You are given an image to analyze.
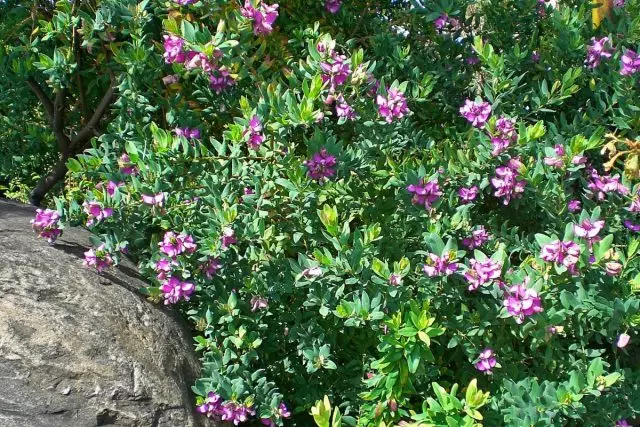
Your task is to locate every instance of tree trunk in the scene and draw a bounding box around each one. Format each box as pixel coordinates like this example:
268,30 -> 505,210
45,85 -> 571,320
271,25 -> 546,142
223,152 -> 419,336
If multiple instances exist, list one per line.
29,155 -> 69,207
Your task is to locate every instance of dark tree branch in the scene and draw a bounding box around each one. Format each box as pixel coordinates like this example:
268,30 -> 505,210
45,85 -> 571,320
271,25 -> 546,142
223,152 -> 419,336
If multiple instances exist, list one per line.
29,155 -> 69,207
25,77 -> 54,123
71,85 -> 115,150
52,87 -> 71,153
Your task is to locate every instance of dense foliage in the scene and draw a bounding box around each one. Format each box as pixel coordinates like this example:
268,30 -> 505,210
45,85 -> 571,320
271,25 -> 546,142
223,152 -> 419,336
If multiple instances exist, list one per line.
7,0 -> 640,425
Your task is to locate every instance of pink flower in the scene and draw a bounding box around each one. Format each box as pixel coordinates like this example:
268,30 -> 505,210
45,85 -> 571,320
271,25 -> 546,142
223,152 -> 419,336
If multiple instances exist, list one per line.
250,296 -> 268,311
585,37 -> 613,68
31,208 -> 62,243
184,51 -> 213,72
626,199 -> 640,213
434,13 -> 460,32
504,279 -> 543,324
321,53 -> 351,91
540,240 -> 581,272
474,348 -> 497,374
574,219 -> 604,240
587,169 -> 629,200
491,164 -> 525,205
388,274 -> 403,286
620,49 -> 640,76
407,178 -> 442,209
302,266 -> 323,278
160,276 -> 195,305
83,244 -> 113,272
163,34 -> 186,64
490,117 -> 517,156
118,153 -> 138,175
335,95 -> 357,120
174,127 -> 201,140
462,226 -> 490,249
197,392 -> 224,418
616,333 -> 630,348
162,74 -> 180,86
605,261 -> 622,276
567,200 -> 581,212
159,231 -> 197,257
460,99 -> 491,128
464,258 -> 502,291
209,67 -> 235,93
201,258 -> 222,279
241,1 -> 279,35
616,420 -> 631,427
244,115 -> 265,150
155,258 -> 177,280
221,227 -> 237,249
142,192 -> 165,207
422,253 -> 458,277
304,148 -> 337,181
458,186 -> 479,203
325,0 -> 342,13
83,201 -> 113,226
376,88 -> 409,122
572,155 -> 587,165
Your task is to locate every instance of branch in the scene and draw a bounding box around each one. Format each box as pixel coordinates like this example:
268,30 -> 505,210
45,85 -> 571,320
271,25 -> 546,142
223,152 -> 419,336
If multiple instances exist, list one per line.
52,87 -> 71,153
25,77 -> 54,123
71,85 -> 115,150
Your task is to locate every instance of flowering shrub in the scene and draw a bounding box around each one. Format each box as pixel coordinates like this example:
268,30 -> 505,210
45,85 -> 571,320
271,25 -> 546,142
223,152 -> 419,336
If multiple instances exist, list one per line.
11,0 -> 640,425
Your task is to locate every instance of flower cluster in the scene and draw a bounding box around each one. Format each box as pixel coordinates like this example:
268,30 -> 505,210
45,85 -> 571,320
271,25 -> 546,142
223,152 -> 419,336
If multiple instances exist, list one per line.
503,279 -> 543,324
574,218 -> 604,247
241,1 -> 279,35
160,276 -> 195,305
334,95 -> 357,120
83,201 -> 113,226
458,186 -> 479,204
174,127 -> 201,140
464,258 -> 502,291
585,37 -> 613,68
83,244 -> 113,273
376,88 -> 409,122
244,115 -> 265,150
586,169 -> 629,200
490,117 -> 517,156
261,402 -> 292,426
320,53 -> 351,91
31,208 -> 62,243
201,257 -> 222,279
196,392 -> 260,425
304,148 -> 337,181
407,178 -> 442,209
462,226 -> 490,249
159,231 -> 197,258
620,49 -> 640,75
325,0 -> 342,14
491,161 -> 526,205
474,348 -> 497,374
540,240 -> 581,273
460,99 -> 491,128
434,13 -> 460,32
423,253 -> 458,277
221,227 -> 237,249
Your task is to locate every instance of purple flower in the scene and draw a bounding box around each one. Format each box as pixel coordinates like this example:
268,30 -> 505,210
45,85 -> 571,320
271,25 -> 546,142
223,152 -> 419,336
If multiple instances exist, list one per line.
242,1 -> 279,35
376,88 -> 409,123
261,402 -> 291,426
160,276 -> 195,305
155,258 -> 176,281
250,296 -> 269,311
335,95 -> 357,120
83,201 -> 113,226
587,169 -> 629,200
585,37 -> 613,68
118,153 -> 138,175
474,348 -> 497,374
540,240 -> 581,272
617,333 -> 631,348
159,231 -> 197,257
325,0 -> 342,13
460,99 -> 491,128
162,74 -> 180,86
616,420 -> 631,427
620,49 -> 640,75
434,13 -> 460,32
321,54 -> 351,91
184,51 -> 213,72
624,219 -> 640,232
504,278 -> 543,324
489,117 -> 517,156
422,253 -> 458,277
458,186 -> 479,203
464,258 -> 502,291
462,226 -> 490,249
572,155 -> 587,165
175,0 -> 197,4
491,164 -> 526,205
209,67 -> 235,93
388,273 -> 403,286
568,200 -> 581,212
142,192 -> 165,207
105,180 -> 123,196
244,187 -> 255,196
407,178 -> 442,209
220,402 -> 256,425
201,257 -> 222,279
83,244 -> 113,272
531,50 -> 541,62
574,219 -> 604,240
221,227 -> 237,249
197,392 -> 224,418
244,115 -> 265,150
163,34 -> 186,64
626,199 -> 640,213
174,127 -> 201,140
31,208 -> 62,243
304,148 -> 337,181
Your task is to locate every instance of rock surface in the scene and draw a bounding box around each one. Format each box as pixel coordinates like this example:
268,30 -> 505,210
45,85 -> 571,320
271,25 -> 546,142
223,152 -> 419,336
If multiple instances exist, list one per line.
0,200 -> 211,427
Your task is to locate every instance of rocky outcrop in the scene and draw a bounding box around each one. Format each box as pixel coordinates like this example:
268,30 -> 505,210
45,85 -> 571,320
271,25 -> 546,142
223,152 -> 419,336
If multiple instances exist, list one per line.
0,200 -> 210,426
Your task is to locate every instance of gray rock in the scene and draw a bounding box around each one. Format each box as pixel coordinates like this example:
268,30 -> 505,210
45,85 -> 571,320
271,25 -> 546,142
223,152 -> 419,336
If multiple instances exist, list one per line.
0,200 -> 213,427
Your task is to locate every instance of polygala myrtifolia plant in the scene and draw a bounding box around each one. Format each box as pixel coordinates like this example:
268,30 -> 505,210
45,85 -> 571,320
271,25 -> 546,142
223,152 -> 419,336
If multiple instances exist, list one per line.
21,0 -> 640,425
